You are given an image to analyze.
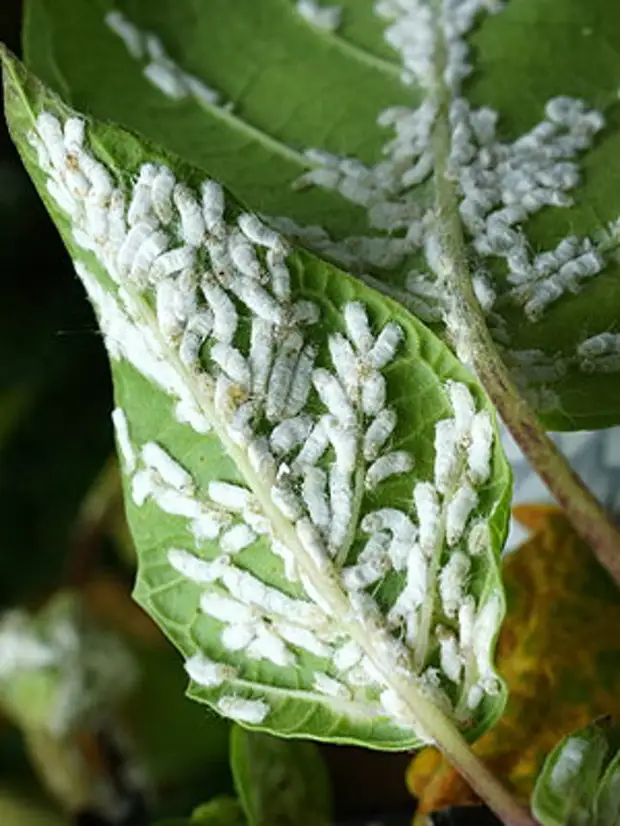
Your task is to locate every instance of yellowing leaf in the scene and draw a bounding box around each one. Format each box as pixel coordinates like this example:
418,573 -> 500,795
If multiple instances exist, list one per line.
407,507 -> 620,815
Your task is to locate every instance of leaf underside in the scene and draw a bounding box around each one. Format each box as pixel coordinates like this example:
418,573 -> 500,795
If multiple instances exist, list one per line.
3,49 -> 510,752
21,0 -> 620,431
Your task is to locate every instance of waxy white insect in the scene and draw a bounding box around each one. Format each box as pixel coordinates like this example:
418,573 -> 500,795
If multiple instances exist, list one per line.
220,524 -> 257,553
143,63 -> 188,100
200,591 -> 254,624
184,653 -> 237,687
344,301 -> 373,352
168,548 -> 227,584
247,624 -> 296,668
208,481 -> 252,511
283,345 -> 317,418
468,411 -> 493,484
266,332 -> 303,422
439,551 -> 471,619
249,318 -> 273,401
201,279 -> 238,344
211,343 -> 251,389
313,369 -> 355,426
446,483 -> 478,545
365,450 -> 413,489
201,179 -> 225,234
328,466 -> 353,552
105,10 -> 144,60
276,622 -> 331,657
313,672 -> 351,699
437,628 -> 462,683
296,517 -> 330,570
296,0 -> 342,32
361,370 -> 387,417
433,419 -> 459,494
270,415 -> 313,454
363,408 -> 397,461
111,408 -> 136,473
366,322 -> 403,369
413,483 -> 440,554
302,466 -> 331,531
217,696 -> 269,724
328,333 -> 358,399
141,442 -> 193,490
229,231 -> 262,280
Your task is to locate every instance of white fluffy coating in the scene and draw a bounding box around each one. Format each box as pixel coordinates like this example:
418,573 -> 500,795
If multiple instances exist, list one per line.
439,551 -> 471,619
467,411 -> 493,484
141,442 -> 193,490
363,407 -> 397,461
413,482 -> 440,553
446,483 -> 478,545
365,450 -> 413,489
313,672 -> 351,699
111,407 -> 136,472
184,653 -> 237,687
216,696 -> 269,724
296,0 -> 342,32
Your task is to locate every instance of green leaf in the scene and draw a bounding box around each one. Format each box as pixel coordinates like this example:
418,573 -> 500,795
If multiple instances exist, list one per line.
2,48 -> 511,753
231,726 -> 331,826
192,797 -> 246,826
20,0 -> 620,430
532,718 -> 620,826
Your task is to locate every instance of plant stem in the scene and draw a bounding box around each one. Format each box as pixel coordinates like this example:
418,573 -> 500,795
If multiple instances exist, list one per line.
429,34 -> 620,590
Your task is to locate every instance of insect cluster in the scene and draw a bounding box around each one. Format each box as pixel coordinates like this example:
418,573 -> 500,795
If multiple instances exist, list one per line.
27,104 -> 502,737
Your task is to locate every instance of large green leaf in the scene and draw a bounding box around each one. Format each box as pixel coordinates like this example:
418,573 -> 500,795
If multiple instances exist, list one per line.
20,0 -> 620,431
230,726 -> 331,826
3,49 -> 511,753
532,718 -> 620,826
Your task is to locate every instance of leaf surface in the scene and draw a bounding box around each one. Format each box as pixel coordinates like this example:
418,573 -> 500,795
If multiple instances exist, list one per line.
3,49 -> 511,751
532,718 -> 620,826
20,0 -> 620,430
230,727 -> 331,826
407,507 -> 620,816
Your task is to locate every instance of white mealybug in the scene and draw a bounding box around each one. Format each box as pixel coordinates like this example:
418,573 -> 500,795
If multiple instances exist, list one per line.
76,151 -> 114,198
248,437 -> 277,478
283,344 -> 317,418
130,230 -> 169,285
227,400 -> 255,446
128,163 -> 157,226
211,343 -> 251,389
173,184 -> 205,246
439,551 -> 471,619
168,548 -> 227,584
466,684 -> 484,711
216,696 -> 269,724
179,310 -> 213,367
328,333 -> 358,399
143,63 -> 188,100
413,483 -> 440,554
201,179 -> 225,234
365,451 -> 413,489
151,166 -> 176,225
446,381 -> 475,441
467,411 -> 493,484
433,418 -> 459,493
131,468 -> 156,507
446,483 -> 478,545
149,247 -> 196,284
104,10 -> 144,60
247,625 -> 296,668
221,623 -> 255,652
111,408 -> 136,473
344,301 -> 373,353
141,442 -> 193,490
192,510 -> 227,541
296,517 -> 330,570
266,332 -> 303,422
228,230 -> 262,280
302,466 -> 331,531
296,0 -> 342,32
328,467 -> 353,552
333,640 -> 362,671
363,408 -> 397,461
312,369 -> 355,426
238,213 -> 284,251
201,278 -> 238,344
220,524 -> 257,553
437,627 -> 462,683
249,318 -> 274,401
467,520 -> 490,557
229,277 -> 284,325
472,596 -> 502,692
155,488 -> 204,519
222,567 -> 324,626
116,222 -> 155,276
361,370 -> 387,417
199,592 -> 254,624
324,420 -> 357,475
271,538 -> 299,581
292,416 -> 331,471
292,300 -> 321,327
266,247 -> 291,302
107,190 -> 127,250
276,623 -> 331,657
208,481 -> 252,511
183,74 -> 221,106
270,415 -> 313,455
271,483 -> 303,520
36,112 -> 65,167
366,322 -> 403,369
184,653 -> 237,688
458,595 -> 476,652
313,672 -> 351,699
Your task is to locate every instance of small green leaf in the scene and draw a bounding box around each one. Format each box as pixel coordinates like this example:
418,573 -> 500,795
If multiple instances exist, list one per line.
532,718 -> 620,826
21,0 -> 620,430
231,727 -> 331,826
192,796 -> 246,826
2,48 -> 511,754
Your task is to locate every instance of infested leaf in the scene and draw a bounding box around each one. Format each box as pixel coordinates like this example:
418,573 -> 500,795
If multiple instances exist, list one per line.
230,727 -> 331,826
407,508 -> 620,816
20,0 -> 620,430
532,717 -> 620,826
3,49 -> 511,753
